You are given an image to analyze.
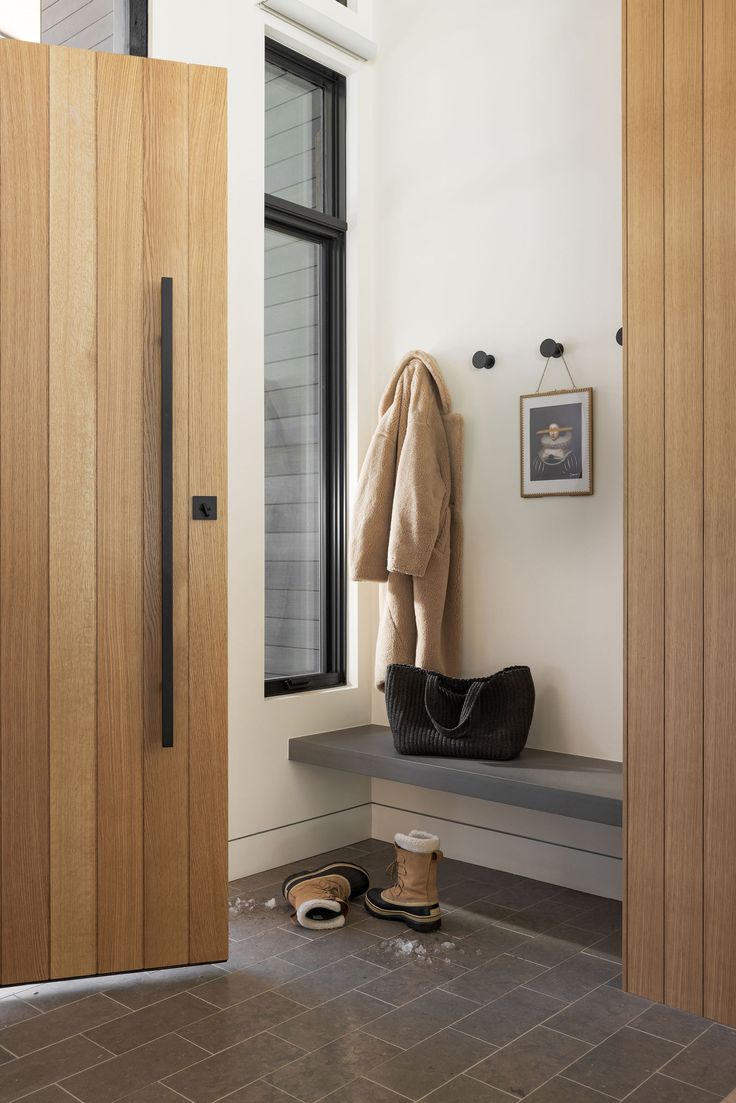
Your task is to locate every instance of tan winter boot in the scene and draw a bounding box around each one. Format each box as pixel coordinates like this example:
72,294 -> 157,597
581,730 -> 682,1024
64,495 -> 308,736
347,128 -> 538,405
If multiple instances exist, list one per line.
282,861 -> 369,931
365,830 -> 443,932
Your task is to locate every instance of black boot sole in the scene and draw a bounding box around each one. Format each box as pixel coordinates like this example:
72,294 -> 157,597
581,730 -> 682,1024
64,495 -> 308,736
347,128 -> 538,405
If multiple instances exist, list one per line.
364,892 -> 442,933
282,862 -> 369,902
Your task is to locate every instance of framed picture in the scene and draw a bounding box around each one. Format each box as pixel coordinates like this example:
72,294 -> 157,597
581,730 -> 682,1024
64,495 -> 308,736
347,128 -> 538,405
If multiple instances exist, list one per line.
520,387 -> 593,498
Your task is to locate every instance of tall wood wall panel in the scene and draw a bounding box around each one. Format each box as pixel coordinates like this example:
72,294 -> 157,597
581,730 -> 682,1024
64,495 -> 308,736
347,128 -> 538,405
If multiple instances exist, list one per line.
49,45 -> 99,981
663,0 -> 704,1014
188,64 -> 229,965
0,41 -> 51,986
96,52 -> 146,975
624,0 -> 665,1004
0,40 -> 227,987
704,0 -> 736,1027
143,59 -> 191,971
625,0 -> 736,1025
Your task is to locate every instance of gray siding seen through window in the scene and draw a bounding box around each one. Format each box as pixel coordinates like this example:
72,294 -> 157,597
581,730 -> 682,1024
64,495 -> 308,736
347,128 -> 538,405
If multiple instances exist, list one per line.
266,60 -> 324,211
265,228 -> 322,678
41,0 -> 120,51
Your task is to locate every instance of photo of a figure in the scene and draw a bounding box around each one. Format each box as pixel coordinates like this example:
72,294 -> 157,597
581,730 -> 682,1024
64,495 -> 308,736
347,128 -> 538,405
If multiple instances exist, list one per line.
520,387 -> 593,498
529,401 -> 582,481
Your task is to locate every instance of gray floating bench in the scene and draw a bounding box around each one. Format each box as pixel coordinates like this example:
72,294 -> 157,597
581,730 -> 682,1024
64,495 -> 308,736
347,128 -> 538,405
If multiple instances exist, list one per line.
289,725 -> 622,827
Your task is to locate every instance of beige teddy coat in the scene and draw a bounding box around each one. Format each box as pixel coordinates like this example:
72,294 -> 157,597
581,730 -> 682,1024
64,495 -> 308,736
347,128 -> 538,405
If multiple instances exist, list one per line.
350,351 -> 463,689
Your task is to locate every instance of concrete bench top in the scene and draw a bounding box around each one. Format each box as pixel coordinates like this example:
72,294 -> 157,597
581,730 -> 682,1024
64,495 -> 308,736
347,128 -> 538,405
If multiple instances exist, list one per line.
288,725 -> 623,827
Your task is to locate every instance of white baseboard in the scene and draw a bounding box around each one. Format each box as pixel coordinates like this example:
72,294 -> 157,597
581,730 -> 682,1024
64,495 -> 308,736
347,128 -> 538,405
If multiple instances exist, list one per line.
228,802 -> 372,880
372,788 -> 621,900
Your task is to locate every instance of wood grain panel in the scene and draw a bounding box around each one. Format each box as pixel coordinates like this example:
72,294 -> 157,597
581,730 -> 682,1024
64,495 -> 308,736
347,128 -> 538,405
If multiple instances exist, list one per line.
48,45 -> 98,980
704,0 -> 736,1026
97,51 -> 145,974
188,63 -> 228,964
624,0 -> 665,1002
143,58 -> 190,969
0,41 -> 51,986
663,0 -> 704,1015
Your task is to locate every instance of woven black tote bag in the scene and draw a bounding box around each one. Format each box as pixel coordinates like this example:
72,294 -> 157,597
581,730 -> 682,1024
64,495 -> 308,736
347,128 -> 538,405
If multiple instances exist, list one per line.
385,664 -> 535,760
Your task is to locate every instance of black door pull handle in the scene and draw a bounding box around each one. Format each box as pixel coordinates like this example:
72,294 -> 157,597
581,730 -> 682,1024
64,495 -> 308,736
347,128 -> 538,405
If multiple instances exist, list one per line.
161,277 -> 174,749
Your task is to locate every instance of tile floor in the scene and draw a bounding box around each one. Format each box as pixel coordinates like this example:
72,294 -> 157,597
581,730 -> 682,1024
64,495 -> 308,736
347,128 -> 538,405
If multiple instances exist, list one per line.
0,839 -> 733,1102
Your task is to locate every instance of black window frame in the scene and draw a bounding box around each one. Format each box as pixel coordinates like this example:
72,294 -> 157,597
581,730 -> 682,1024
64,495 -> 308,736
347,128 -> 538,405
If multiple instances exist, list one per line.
264,40 -> 347,698
129,0 -> 148,56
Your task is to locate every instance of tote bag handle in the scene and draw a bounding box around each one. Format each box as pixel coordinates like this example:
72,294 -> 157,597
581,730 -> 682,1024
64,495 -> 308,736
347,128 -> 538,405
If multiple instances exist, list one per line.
424,673 -> 484,738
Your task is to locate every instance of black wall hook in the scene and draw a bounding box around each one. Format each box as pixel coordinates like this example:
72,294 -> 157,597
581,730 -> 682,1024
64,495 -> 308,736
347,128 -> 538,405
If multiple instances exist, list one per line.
540,338 -> 564,359
472,350 -> 495,369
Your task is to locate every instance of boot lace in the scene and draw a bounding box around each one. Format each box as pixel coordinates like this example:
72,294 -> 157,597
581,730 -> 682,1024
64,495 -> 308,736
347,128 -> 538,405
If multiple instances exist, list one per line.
314,879 -> 342,900
386,853 -> 407,893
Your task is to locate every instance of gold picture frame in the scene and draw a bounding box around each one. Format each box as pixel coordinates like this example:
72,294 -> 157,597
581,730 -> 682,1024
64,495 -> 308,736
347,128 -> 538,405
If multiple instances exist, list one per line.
520,387 -> 594,498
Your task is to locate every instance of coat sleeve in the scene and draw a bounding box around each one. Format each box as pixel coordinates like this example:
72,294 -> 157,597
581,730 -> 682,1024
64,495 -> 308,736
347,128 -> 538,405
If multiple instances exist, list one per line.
349,412 -> 398,583
387,400 -> 448,579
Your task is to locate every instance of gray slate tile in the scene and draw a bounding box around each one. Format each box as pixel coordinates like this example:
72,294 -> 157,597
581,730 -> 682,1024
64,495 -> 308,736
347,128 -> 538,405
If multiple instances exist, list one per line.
62,1034 -> 206,1103
225,927 -> 310,964
545,985 -> 651,1044
470,1025 -> 590,1098
508,925 -> 602,968
663,1023 -> 736,1098
0,993 -> 126,1056
163,1032 -> 304,1103
360,957 -> 465,1007
367,1026 -> 494,1101
278,927 -> 380,971
321,1077 -> 420,1102
565,1026 -> 681,1099
524,1077 -> 618,1101
194,958 -> 307,1008
0,1035 -> 108,1103
180,989 -> 306,1053
489,880 -> 564,911
0,999 -> 38,1031
423,1074 -> 516,1101
85,993 -> 213,1055
441,903 -> 514,938
625,1073 -> 721,1102
442,953 -> 547,1004
632,1002 -> 711,1046
277,954 -> 389,1008
4,1087 -> 95,1103
192,1079 -> 296,1102
456,984 -> 567,1047
525,951 -> 621,1002
365,987 -> 480,1049
584,930 -> 623,964
572,900 -> 622,935
116,1085 -> 186,1102
270,989 -> 389,1051
266,1030 -> 400,1102
443,924 -> 537,969
355,931 -> 457,972
441,881 -> 499,909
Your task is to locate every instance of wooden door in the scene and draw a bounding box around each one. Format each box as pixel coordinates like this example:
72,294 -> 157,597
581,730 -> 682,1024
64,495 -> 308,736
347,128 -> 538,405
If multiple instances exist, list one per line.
624,0 -> 736,1026
0,40 -> 227,985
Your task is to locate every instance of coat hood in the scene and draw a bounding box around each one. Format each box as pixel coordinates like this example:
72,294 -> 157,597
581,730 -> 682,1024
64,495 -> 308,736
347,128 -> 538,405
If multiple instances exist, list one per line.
378,350 -> 453,416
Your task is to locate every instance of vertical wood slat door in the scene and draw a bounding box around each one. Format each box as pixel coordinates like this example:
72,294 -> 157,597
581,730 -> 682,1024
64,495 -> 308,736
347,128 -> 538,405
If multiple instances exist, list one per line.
0,40 -> 228,986
704,0 -> 736,1028
625,0 -> 736,1026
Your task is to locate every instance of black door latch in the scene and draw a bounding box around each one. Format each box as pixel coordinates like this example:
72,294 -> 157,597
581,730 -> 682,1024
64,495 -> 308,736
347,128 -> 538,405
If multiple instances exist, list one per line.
192,496 -> 217,520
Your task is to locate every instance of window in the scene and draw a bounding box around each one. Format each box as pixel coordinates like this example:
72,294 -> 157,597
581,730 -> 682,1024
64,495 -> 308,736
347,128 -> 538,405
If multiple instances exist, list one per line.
40,0 -> 147,54
264,41 -> 346,696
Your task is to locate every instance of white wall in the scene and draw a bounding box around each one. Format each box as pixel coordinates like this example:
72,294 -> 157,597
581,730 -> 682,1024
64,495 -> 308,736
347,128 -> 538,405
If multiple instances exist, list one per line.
150,0 -> 624,892
0,0 -> 40,39
150,0 -> 378,878
369,0 -> 623,764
